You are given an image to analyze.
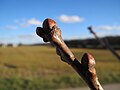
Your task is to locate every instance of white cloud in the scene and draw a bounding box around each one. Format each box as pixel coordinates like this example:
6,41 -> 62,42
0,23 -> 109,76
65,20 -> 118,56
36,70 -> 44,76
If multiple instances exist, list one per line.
0,34 -> 43,44
91,25 -> 120,37
3,25 -> 18,30
58,14 -> 84,23
15,18 -> 42,27
95,25 -> 120,30
16,34 -> 43,44
27,18 -> 42,25
0,18 -> 42,30
17,34 -> 35,39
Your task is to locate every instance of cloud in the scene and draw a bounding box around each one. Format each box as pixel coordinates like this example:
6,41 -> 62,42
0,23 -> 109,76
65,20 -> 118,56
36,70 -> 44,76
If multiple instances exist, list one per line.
16,34 -> 43,44
58,14 -> 84,23
15,18 -> 42,27
95,25 -> 120,30
17,34 -> 36,39
0,18 -> 42,30
0,34 -> 43,44
27,18 -> 42,25
91,25 -> 120,37
2,25 -> 18,30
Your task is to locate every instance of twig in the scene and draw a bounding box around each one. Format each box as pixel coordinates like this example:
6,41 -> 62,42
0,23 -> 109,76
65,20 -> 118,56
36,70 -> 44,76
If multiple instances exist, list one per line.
88,26 -> 120,61
36,18 -> 104,90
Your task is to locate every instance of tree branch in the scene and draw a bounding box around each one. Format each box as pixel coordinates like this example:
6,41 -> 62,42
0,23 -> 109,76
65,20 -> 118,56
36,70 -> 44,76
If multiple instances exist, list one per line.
36,18 -> 104,90
88,26 -> 120,61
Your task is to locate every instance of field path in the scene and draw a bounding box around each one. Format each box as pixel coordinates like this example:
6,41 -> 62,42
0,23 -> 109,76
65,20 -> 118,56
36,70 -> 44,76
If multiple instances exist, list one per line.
58,83 -> 120,90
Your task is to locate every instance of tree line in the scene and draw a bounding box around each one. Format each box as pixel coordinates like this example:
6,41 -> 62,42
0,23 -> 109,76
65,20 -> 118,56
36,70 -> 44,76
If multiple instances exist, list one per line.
64,36 -> 120,49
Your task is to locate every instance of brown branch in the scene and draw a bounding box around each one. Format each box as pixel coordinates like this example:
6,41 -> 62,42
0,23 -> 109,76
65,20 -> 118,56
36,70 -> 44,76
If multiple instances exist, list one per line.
88,26 -> 120,61
36,18 -> 104,90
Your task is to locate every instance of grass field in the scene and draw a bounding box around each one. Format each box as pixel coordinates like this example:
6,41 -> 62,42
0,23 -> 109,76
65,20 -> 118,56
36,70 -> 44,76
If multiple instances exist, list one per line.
0,46 -> 120,90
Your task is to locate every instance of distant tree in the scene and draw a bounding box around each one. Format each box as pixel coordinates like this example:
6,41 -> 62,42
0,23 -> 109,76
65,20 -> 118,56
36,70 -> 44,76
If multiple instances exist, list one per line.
7,43 -> 13,47
0,43 -> 3,47
18,43 -> 23,46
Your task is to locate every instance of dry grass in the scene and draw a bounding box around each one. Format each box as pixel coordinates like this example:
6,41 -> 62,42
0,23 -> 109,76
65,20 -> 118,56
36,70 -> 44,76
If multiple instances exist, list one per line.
0,46 -> 120,89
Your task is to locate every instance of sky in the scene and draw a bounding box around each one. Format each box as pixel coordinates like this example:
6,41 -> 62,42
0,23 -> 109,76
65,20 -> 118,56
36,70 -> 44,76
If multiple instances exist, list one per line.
0,0 -> 120,44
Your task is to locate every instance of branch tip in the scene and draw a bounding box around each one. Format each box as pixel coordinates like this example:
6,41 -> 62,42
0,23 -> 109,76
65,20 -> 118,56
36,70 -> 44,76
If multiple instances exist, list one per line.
36,18 -> 103,90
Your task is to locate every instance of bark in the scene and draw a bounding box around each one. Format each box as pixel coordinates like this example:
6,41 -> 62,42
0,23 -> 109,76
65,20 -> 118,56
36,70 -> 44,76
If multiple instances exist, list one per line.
36,18 -> 104,90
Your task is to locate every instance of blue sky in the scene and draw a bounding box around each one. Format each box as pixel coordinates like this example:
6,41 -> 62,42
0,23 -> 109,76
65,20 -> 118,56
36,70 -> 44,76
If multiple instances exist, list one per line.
0,0 -> 120,44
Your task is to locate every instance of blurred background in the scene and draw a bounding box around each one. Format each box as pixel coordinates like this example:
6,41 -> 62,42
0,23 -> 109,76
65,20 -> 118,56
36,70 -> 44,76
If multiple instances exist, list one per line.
0,0 -> 120,90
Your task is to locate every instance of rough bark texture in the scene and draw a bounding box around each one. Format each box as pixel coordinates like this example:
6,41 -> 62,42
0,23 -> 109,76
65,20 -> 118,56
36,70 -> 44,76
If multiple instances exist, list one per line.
36,18 -> 104,90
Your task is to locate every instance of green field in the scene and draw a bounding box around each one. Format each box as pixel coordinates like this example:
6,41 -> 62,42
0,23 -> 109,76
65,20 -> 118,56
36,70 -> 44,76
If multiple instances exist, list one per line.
0,46 -> 120,90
